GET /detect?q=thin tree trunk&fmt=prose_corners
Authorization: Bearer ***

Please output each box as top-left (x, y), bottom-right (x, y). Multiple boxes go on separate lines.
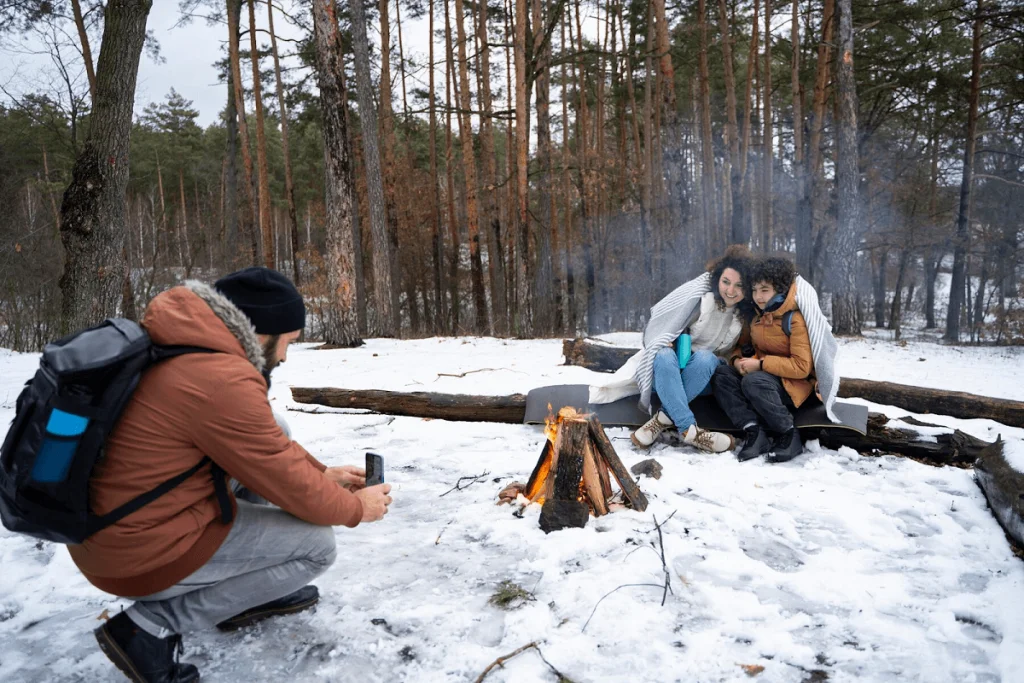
top-left (717, 0), bottom-right (741, 244)
top-left (945, 0), bottom-right (983, 343)
top-left (227, 0), bottom-right (258, 263)
top-left (872, 248), bottom-right (887, 328)
top-left (532, 0), bottom-right (554, 335)
top-left (267, 0), bottom-right (301, 284)
top-left (224, 51), bottom-right (240, 259)
top-left (738, 0), bottom-right (759, 247)
top-left (513, 0), bottom-right (532, 336)
top-left (761, 0), bottom-right (773, 250)
top-left (697, 0), bottom-right (717, 255)
top-left (890, 247), bottom-right (911, 340)
top-left (454, 0), bottom-right (490, 333)
top-left (247, 0), bottom-right (274, 268)
top-left (70, 0), bottom-right (97, 102)
top-left (477, 0), bottom-right (509, 335)
top-left (378, 0), bottom-right (403, 330)
top-left (350, 0), bottom-right (397, 336)
top-left (805, 0), bottom-right (834, 283)
top-left (312, 0), bottom-right (361, 346)
top-left (830, 0), bottom-right (860, 335)
top-left (924, 120), bottom-right (941, 329)
top-left (561, 14), bottom-right (575, 334)
top-left (428, 0), bottom-right (446, 330)
top-left (791, 0), bottom-right (804, 262)
top-left (444, 0), bottom-right (461, 333)
top-left (59, 0), bottom-right (152, 334)
top-left (337, 58), bottom-right (368, 337)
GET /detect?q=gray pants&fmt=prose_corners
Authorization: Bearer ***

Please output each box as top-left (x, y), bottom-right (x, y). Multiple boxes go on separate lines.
top-left (125, 488), bottom-right (337, 637)
top-left (711, 365), bottom-right (796, 433)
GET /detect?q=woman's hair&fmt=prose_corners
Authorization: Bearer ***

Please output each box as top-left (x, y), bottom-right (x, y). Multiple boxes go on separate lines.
top-left (749, 256), bottom-right (797, 295)
top-left (706, 244), bottom-right (753, 314)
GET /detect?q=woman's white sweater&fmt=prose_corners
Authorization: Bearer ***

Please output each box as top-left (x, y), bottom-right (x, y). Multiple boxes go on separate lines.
top-left (687, 292), bottom-right (742, 356)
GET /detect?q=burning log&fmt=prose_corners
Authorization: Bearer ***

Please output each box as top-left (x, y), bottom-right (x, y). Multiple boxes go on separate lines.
top-left (561, 337), bottom-right (1024, 428)
top-left (525, 408), bottom-right (647, 533)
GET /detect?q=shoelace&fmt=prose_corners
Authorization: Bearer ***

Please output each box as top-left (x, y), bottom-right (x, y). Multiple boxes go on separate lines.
top-left (692, 429), bottom-right (716, 452)
top-left (169, 634), bottom-right (184, 664)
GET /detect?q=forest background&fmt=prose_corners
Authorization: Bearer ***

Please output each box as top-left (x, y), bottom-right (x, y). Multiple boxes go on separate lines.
top-left (0, 0), bottom-right (1021, 351)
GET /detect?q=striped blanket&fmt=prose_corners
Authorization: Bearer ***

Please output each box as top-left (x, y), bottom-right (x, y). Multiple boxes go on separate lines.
top-left (589, 274), bottom-right (840, 423)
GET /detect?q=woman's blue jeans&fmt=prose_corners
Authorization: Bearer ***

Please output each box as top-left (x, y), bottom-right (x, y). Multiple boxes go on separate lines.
top-left (652, 348), bottom-right (721, 431)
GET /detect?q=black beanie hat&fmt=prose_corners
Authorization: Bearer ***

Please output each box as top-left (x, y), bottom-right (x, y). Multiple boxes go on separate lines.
top-left (214, 267), bottom-right (306, 335)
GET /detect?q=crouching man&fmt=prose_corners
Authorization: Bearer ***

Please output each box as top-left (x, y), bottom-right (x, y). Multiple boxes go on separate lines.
top-left (70, 267), bottom-right (392, 683)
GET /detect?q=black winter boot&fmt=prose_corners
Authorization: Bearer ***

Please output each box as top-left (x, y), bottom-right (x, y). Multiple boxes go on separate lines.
top-left (94, 611), bottom-right (199, 683)
top-left (736, 426), bottom-right (771, 462)
top-left (216, 585), bottom-right (320, 632)
top-left (766, 429), bottom-right (803, 463)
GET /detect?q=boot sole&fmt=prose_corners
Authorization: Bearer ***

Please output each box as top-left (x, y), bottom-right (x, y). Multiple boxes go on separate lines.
top-left (95, 623), bottom-right (199, 683)
top-left (216, 595), bottom-right (319, 632)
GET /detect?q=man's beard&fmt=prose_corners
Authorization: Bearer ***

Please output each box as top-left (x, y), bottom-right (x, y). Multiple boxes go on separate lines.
top-left (262, 336), bottom-right (281, 378)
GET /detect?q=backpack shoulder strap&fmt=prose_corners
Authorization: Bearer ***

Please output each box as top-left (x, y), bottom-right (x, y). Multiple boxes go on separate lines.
top-left (151, 345), bottom-right (220, 362)
top-left (782, 310), bottom-right (795, 337)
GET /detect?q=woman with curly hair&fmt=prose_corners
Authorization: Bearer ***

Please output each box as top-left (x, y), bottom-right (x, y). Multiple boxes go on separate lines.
top-left (712, 256), bottom-right (814, 463)
top-left (628, 245), bottom-right (756, 453)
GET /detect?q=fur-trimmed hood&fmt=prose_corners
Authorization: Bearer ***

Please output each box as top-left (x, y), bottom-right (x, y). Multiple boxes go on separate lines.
top-left (141, 281), bottom-right (265, 375)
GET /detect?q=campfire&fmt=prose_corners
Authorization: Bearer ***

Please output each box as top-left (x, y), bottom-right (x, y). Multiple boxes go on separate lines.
top-left (510, 406), bottom-right (648, 533)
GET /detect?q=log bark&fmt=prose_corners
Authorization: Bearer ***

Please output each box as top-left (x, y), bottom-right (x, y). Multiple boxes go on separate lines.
top-left (290, 386), bottom-right (999, 466)
top-left (552, 419), bottom-right (588, 501)
top-left (588, 417), bottom-right (649, 511)
top-left (974, 440), bottom-right (1024, 552)
top-left (58, 0), bottom-right (152, 335)
top-left (559, 338), bottom-right (1024, 428)
top-left (291, 388), bottom-right (527, 423)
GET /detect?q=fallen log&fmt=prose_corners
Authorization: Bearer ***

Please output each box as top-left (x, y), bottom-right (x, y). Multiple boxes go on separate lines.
top-left (290, 387), bottom-right (993, 466)
top-left (974, 440), bottom-right (1024, 554)
top-left (561, 337), bottom-right (1024, 428)
top-left (289, 387), bottom-right (526, 423)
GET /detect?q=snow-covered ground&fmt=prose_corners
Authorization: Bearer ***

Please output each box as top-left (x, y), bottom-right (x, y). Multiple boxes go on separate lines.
top-left (1, 336), bottom-right (1023, 683)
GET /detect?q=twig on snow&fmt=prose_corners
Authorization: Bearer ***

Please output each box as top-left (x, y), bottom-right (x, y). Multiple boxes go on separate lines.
top-left (652, 512), bottom-right (675, 606)
top-left (581, 584), bottom-right (667, 633)
top-left (435, 518), bottom-right (455, 545)
top-left (439, 471), bottom-right (491, 497)
top-left (472, 641), bottom-right (575, 683)
top-left (434, 367), bottom-right (527, 380)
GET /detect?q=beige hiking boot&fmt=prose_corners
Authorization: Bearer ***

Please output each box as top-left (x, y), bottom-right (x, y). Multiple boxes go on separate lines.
top-left (682, 424), bottom-right (735, 453)
top-left (631, 411), bottom-right (674, 448)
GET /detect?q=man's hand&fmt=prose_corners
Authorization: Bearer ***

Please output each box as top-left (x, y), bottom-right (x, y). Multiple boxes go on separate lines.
top-left (354, 483), bottom-right (392, 522)
top-left (735, 357), bottom-right (761, 376)
top-left (324, 465), bottom-right (366, 490)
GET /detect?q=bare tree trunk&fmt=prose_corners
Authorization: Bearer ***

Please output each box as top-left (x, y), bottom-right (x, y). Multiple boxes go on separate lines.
top-left (247, 0), bottom-right (274, 268)
top-left (872, 248), bottom-right (887, 327)
top-left (890, 247), bottom-right (911, 340)
top-left (477, 0), bottom-right (508, 335)
top-left (805, 0), bottom-right (834, 284)
top-left (561, 15), bottom-right (575, 334)
top-left (830, 0), bottom-right (860, 335)
top-left (531, 0), bottom-right (554, 336)
top-left (444, 0), bottom-right (461, 333)
top-left (513, 0), bottom-right (532, 336)
top-left (738, 0), bottom-right (759, 247)
top-left (790, 0), bottom-right (804, 261)
top-left (378, 0), bottom-right (403, 330)
top-left (224, 43), bottom-right (240, 259)
top-left (697, 0), bottom-right (717, 255)
top-left (312, 0), bottom-right (361, 346)
top-left (267, 0), bottom-right (301, 284)
top-left (924, 121), bottom-right (941, 329)
top-left (70, 0), bottom-right (97, 102)
top-left (349, 0), bottom-right (397, 336)
top-left (761, 0), bottom-right (773, 250)
top-left (428, 0), bottom-right (446, 330)
top-left (59, 0), bottom-right (151, 334)
top-left (945, 0), bottom-right (983, 343)
top-left (227, 0), bottom-right (258, 263)
top-left (453, 0), bottom-right (490, 333)
top-left (717, 0), bottom-right (741, 244)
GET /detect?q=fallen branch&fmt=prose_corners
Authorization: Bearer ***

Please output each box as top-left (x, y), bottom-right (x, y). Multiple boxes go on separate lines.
top-left (472, 641), bottom-right (574, 683)
top-left (435, 367), bottom-right (527, 380)
top-left (439, 471), bottom-right (491, 497)
top-left (561, 337), bottom-right (1024, 428)
top-left (581, 583), bottom-right (667, 633)
top-left (652, 512), bottom-right (677, 606)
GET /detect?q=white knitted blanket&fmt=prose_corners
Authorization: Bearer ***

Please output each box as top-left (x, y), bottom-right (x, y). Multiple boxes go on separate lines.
top-left (589, 274), bottom-right (840, 423)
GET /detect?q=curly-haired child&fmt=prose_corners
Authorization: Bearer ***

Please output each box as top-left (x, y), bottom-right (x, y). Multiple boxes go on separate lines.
top-left (711, 256), bottom-right (813, 462)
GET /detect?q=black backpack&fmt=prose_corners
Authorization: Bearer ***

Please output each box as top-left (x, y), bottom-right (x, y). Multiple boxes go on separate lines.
top-left (0, 319), bottom-right (233, 544)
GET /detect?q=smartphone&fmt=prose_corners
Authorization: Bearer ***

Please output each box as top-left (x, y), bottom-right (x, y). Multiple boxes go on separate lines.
top-left (365, 452), bottom-right (384, 487)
